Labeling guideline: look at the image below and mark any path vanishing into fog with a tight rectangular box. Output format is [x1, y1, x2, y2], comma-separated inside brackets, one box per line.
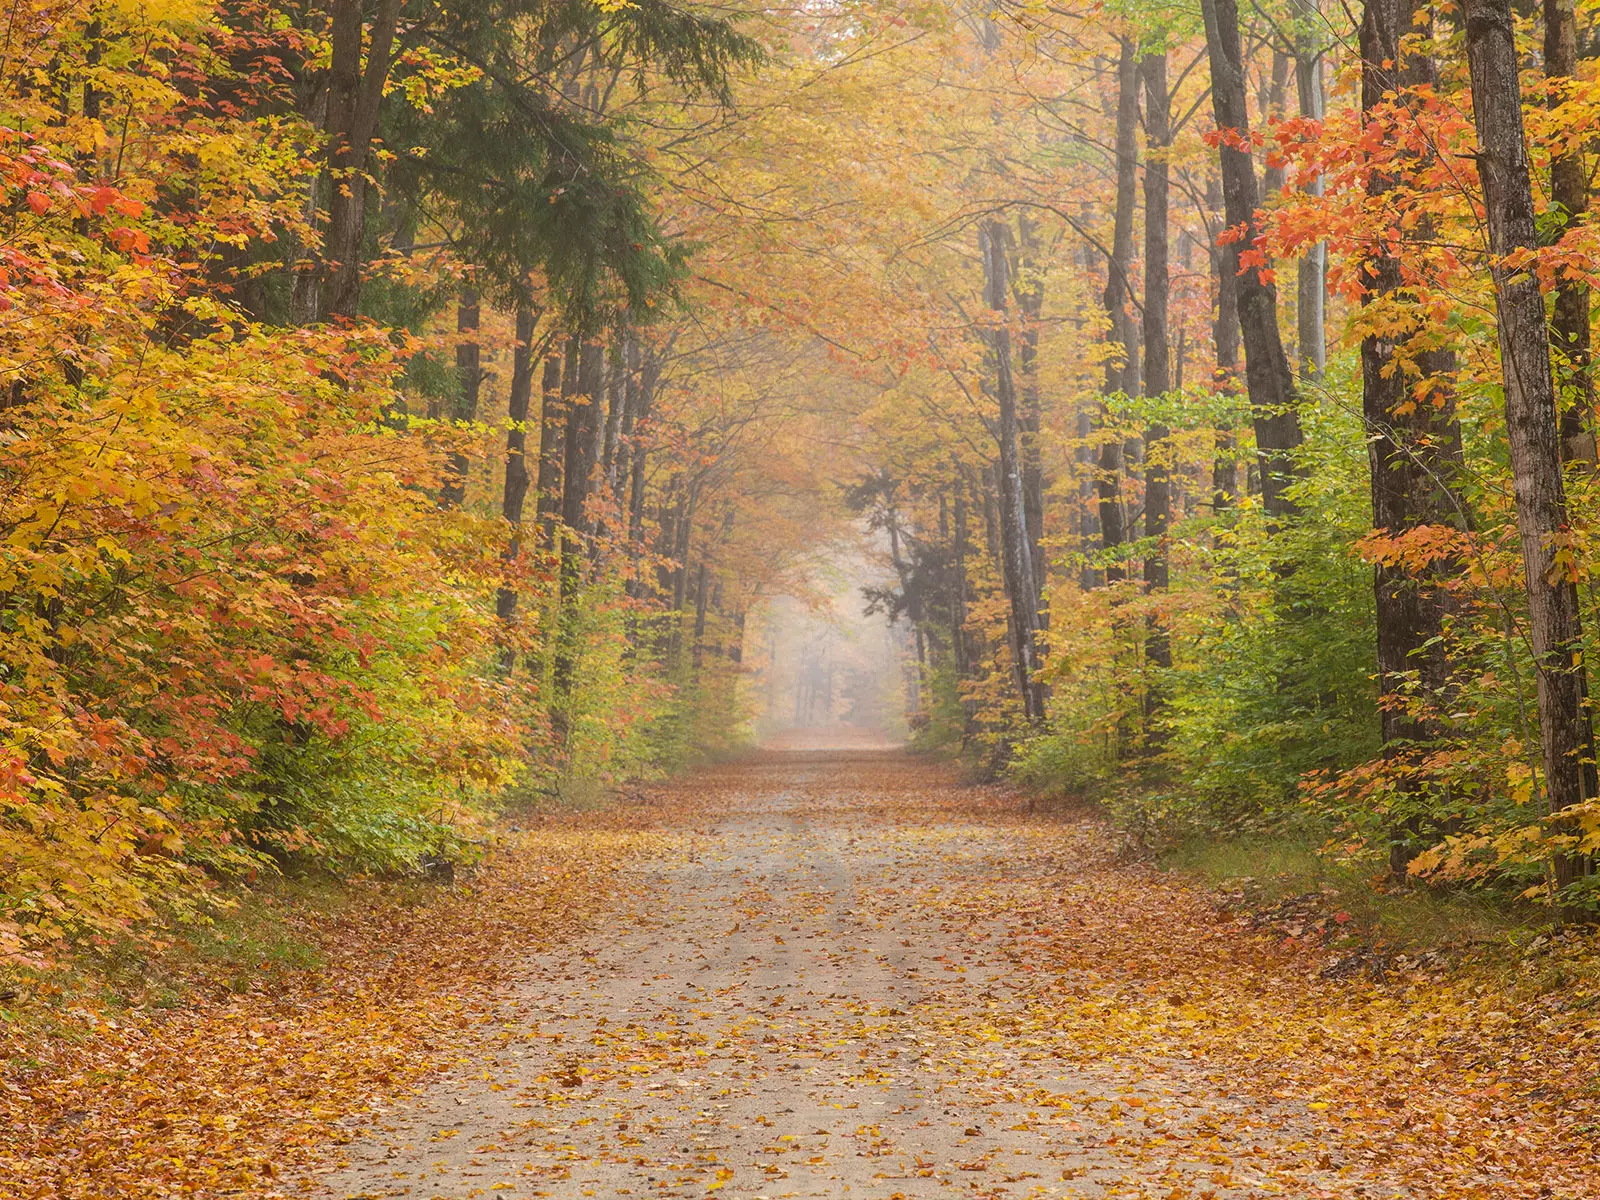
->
[304, 734, 1587, 1200]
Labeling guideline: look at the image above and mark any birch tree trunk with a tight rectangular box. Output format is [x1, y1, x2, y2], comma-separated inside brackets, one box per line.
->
[1294, 0, 1327, 383]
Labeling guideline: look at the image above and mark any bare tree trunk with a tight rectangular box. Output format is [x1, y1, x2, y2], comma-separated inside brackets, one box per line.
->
[562, 342, 603, 542]
[601, 343, 625, 494]
[287, 87, 327, 327]
[981, 220, 1046, 722]
[1142, 49, 1174, 726]
[1465, 0, 1598, 895]
[1201, 0, 1305, 521]
[441, 286, 480, 509]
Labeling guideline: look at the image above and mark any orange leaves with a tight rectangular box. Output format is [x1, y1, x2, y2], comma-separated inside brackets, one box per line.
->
[0, 813, 665, 1199]
[1355, 524, 1470, 573]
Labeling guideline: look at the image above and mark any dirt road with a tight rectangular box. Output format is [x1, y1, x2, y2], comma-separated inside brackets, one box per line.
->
[303, 741, 1587, 1199]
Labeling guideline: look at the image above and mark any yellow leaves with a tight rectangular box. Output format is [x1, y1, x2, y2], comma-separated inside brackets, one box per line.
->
[1506, 760, 1535, 806]
[109, 0, 214, 29]
[706, 1165, 735, 1191]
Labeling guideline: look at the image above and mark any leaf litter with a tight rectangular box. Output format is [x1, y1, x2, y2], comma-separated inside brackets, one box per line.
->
[5, 748, 1598, 1198]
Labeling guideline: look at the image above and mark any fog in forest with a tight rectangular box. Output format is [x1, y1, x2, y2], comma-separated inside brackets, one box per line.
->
[750, 545, 908, 747]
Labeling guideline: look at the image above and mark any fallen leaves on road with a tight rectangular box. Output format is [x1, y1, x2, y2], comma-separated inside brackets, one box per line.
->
[0, 811, 673, 1199]
[4, 748, 1599, 1199]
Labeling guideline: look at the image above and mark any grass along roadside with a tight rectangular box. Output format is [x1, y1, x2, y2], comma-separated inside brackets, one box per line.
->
[0, 797, 679, 1199]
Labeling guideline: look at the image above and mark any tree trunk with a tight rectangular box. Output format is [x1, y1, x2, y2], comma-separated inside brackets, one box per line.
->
[1142, 49, 1174, 719]
[1294, 6, 1327, 383]
[693, 561, 709, 671]
[613, 334, 640, 503]
[1209, 175, 1242, 518]
[320, 0, 401, 320]
[1465, 0, 1597, 895]
[981, 220, 1047, 722]
[601, 344, 625, 499]
[1260, 50, 1291, 196]
[562, 341, 603, 541]
[952, 478, 971, 683]
[496, 305, 541, 635]
[441, 286, 480, 509]
[1201, 0, 1305, 521]
[537, 339, 575, 546]
[1545, 0, 1596, 466]
[1362, 0, 1470, 874]
[1076, 409, 1102, 590]
[1016, 213, 1048, 596]
[626, 347, 659, 601]
[1098, 37, 1141, 586]
[552, 340, 604, 721]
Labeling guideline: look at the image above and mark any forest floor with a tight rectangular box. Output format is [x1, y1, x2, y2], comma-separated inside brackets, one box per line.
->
[5, 735, 1599, 1198]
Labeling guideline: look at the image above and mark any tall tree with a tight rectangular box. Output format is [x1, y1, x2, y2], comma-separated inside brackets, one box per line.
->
[981, 219, 1046, 721]
[1016, 213, 1048, 592]
[1200, 0, 1304, 520]
[1464, 0, 1597, 893]
[1545, 0, 1595, 465]
[1360, 0, 1469, 874]
[538, 340, 576, 545]
[1207, 175, 1242, 519]
[552, 339, 606, 725]
[1098, 38, 1141, 585]
[1142, 48, 1173, 718]
[313, 0, 402, 322]
[496, 306, 546, 666]
[1293, 0, 1327, 383]
[441, 285, 481, 509]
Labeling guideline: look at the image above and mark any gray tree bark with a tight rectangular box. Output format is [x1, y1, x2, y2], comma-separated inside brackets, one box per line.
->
[981, 219, 1047, 722]
[1201, 0, 1305, 521]
[1142, 49, 1174, 711]
[1361, 0, 1470, 874]
[1545, 0, 1596, 466]
[1464, 0, 1597, 893]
